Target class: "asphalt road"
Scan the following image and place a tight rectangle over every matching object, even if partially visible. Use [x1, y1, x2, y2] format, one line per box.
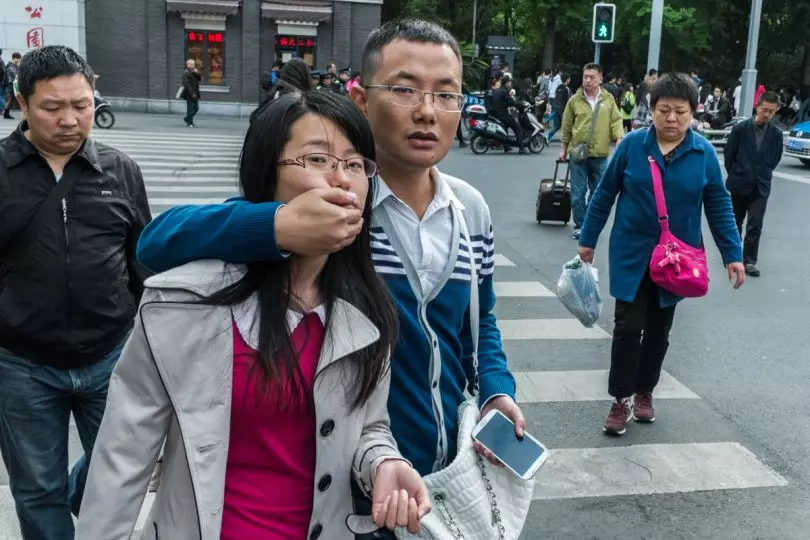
[1, 111, 809, 539]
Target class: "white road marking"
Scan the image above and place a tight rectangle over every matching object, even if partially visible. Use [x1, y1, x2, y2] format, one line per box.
[773, 171, 810, 185]
[533, 442, 788, 500]
[494, 281, 555, 297]
[493, 254, 516, 267]
[514, 370, 700, 403]
[498, 319, 611, 340]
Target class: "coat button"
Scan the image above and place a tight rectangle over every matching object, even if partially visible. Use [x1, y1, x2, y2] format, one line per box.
[320, 419, 335, 437]
[317, 474, 332, 492]
[310, 524, 323, 539]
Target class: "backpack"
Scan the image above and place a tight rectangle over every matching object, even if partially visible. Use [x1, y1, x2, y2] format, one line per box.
[621, 94, 634, 114]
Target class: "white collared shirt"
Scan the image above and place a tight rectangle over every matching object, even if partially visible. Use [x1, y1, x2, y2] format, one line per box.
[373, 170, 464, 296]
[232, 293, 326, 349]
[585, 88, 602, 110]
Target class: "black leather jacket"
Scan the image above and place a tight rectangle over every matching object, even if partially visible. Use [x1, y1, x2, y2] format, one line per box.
[0, 122, 152, 368]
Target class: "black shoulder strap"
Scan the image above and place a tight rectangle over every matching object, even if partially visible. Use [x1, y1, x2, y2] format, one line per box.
[0, 168, 82, 280]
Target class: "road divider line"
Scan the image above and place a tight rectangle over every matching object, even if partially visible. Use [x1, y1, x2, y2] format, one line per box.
[533, 442, 788, 500]
[498, 319, 610, 340]
[773, 171, 810, 185]
[494, 281, 555, 297]
[514, 369, 699, 403]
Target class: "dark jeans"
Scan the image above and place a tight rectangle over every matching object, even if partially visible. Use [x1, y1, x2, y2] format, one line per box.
[609, 274, 677, 399]
[0, 339, 126, 540]
[184, 99, 199, 125]
[731, 191, 768, 265]
[494, 112, 525, 150]
[570, 157, 608, 229]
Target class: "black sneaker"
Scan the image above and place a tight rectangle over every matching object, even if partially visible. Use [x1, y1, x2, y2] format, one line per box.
[745, 263, 760, 277]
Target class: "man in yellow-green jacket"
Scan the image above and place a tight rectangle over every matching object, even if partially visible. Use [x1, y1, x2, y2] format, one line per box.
[560, 63, 624, 239]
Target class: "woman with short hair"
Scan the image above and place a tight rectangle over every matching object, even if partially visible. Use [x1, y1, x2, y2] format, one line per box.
[578, 73, 745, 437]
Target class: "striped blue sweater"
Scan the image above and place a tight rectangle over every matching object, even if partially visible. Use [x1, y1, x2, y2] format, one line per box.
[136, 171, 516, 476]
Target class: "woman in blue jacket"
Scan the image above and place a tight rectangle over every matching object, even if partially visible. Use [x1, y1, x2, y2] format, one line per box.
[577, 73, 746, 436]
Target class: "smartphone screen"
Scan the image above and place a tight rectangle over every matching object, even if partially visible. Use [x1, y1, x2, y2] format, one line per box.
[473, 411, 547, 478]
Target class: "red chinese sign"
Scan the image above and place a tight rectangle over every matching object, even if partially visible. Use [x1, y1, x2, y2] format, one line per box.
[27, 27, 44, 48]
[25, 5, 44, 18]
[274, 35, 315, 48]
[187, 32, 223, 43]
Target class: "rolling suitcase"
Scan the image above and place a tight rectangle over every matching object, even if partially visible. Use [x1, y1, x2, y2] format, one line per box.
[535, 159, 571, 224]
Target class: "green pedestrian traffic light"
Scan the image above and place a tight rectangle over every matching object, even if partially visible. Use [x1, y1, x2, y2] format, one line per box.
[592, 3, 616, 44]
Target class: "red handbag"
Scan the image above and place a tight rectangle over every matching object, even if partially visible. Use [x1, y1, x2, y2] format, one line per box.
[647, 156, 709, 298]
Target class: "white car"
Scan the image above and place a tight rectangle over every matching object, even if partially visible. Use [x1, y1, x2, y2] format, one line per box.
[784, 120, 810, 168]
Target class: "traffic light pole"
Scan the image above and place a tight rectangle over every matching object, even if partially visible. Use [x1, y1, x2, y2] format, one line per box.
[646, 0, 664, 73]
[594, 43, 601, 65]
[738, 0, 763, 119]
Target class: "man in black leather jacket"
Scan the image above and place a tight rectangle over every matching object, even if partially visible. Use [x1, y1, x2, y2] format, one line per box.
[0, 46, 151, 537]
[489, 77, 528, 153]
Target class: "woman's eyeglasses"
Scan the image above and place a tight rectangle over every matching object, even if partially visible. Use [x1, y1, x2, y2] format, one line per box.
[279, 153, 378, 178]
[364, 85, 465, 112]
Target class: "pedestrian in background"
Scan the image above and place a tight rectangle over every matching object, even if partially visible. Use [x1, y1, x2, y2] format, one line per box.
[724, 91, 783, 277]
[3, 52, 21, 119]
[547, 72, 571, 142]
[181, 58, 201, 127]
[577, 73, 745, 436]
[0, 45, 151, 539]
[560, 63, 624, 240]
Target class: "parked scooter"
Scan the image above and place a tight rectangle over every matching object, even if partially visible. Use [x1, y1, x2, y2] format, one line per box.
[94, 90, 115, 129]
[468, 101, 546, 154]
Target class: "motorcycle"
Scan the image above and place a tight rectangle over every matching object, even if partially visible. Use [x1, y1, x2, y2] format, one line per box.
[94, 90, 115, 129]
[468, 101, 546, 154]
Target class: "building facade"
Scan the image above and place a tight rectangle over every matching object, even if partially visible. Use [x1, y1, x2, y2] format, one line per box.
[0, 0, 87, 59]
[85, 0, 382, 116]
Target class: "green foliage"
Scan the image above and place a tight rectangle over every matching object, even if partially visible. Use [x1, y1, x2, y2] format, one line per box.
[386, 0, 809, 89]
[458, 41, 491, 92]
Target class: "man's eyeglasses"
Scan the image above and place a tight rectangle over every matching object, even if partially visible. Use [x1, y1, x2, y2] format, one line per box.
[279, 153, 378, 178]
[364, 85, 465, 112]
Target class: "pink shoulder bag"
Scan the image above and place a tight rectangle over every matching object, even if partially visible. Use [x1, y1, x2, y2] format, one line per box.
[648, 156, 709, 298]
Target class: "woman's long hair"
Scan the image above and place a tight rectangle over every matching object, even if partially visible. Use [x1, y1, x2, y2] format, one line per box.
[213, 91, 398, 410]
[274, 58, 312, 96]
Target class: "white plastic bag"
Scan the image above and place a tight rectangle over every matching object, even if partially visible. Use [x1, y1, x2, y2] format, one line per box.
[556, 256, 603, 327]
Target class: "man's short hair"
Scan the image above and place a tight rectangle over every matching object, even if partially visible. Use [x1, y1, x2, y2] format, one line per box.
[583, 63, 602, 74]
[758, 91, 779, 106]
[17, 45, 94, 102]
[561, 72, 571, 83]
[360, 18, 461, 85]
[648, 68, 658, 77]
[650, 73, 699, 111]
[12, 52, 22, 60]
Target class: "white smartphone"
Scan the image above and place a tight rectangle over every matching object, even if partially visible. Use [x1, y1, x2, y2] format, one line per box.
[471, 409, 549, 480]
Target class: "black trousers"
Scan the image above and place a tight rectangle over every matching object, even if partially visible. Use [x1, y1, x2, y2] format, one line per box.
[184, 99, 199, 125]
[493, 112, 525, 150]
[731, 191, 769, 265]
[609, 273, 677, 399]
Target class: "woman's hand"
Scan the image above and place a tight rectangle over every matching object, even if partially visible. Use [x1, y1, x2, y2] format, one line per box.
[727, 262, 746, 289]
[372, 460, 431, 534]
[578, 246, 594, 263]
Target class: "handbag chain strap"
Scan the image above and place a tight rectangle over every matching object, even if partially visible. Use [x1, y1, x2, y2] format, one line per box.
[457, 208, 506, 540]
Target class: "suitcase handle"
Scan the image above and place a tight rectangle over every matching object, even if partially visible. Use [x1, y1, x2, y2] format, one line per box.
[553, 159, 571, 184]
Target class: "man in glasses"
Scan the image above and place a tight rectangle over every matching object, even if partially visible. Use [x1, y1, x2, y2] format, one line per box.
[136, 19, 520, 537]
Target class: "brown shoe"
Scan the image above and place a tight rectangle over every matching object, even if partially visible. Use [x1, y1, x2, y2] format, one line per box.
[633, 392, 656, 423]
[603, 399, 632, 435]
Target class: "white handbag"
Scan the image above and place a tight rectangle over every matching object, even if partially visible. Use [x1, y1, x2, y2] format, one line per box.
[396, 208, 535, 540]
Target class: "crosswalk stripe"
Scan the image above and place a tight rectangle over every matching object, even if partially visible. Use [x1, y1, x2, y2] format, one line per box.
[494, 281, 554, 297]
[147, 187, 239, 195]
[493, 254, 516, 267]
[149, 198, 226, 206]
[498, 319, 611, 340]
[773, 171, 810, 185]
[533, 442, 788, 500]
[514, 370, 700, 403]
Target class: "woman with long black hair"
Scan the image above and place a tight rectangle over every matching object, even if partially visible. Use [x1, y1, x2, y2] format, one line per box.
[76, 91, 430, 540]
[250, 58, 313, 123]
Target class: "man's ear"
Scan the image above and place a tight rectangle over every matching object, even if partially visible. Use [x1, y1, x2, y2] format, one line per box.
[16, 94, 27, 117]
[350, 85, 369, 117]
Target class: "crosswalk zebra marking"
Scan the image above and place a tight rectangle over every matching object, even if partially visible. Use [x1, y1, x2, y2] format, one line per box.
[514, 370, 700, 403]
[532, 442, 788, 500]
[498, 318, 611, 340]
[493, 254, 516, 267]
[494, 281, 555, 297]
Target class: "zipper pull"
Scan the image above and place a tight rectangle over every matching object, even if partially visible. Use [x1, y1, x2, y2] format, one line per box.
[62, 198, 67, 223]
